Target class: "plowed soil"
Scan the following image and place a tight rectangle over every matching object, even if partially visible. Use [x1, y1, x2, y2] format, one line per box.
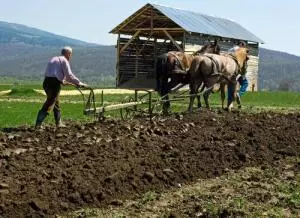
[0, 110, 299, 217]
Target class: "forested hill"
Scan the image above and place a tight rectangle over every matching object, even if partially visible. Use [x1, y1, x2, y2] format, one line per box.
[259, 48, 300, 91]
[0, 44, 116, 85]
[0, 21, 300, 91]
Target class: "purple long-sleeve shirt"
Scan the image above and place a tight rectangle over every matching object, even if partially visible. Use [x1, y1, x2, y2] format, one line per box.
[44, 56, 81, 85]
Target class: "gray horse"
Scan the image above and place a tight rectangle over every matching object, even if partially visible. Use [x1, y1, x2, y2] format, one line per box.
[188, 47, 249, 112]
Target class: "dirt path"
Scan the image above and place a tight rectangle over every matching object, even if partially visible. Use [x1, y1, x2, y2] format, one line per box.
[0, 90, 11, 96]
[0, 111, 299, 217]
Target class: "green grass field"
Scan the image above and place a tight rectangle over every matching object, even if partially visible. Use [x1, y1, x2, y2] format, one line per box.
[0, 84, 299, 128]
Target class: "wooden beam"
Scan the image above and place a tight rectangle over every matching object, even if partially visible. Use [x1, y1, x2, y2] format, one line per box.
[163, 30, 183, 52]
[136, 28, 183, 31]
[84, 100, 148, 115]
[137, 32, 153, 55]
[135, 19, 149, 29]
[118, 6, 150, 32]
[120, 30, 141, 54]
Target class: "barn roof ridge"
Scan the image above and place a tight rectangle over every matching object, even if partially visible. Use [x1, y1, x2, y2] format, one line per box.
[110, 3, 264, 44]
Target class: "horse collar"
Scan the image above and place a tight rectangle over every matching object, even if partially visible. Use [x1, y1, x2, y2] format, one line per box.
[168, 52, 185, 71]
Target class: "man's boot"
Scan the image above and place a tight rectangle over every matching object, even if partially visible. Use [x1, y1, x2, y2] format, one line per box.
[35, 110, 48, 129]
[56, 119, 66, 128]
[54, 110, 66, 128]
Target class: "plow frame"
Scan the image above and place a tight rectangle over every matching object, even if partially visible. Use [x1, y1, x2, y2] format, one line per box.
[76, 85, 199, 121]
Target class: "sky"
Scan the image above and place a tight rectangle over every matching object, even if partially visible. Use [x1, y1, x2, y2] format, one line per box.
[0, 0, 299, 56]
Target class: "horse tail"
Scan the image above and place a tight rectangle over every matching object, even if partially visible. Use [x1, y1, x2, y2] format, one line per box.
[188, 56, 206, 93]
[156, 53, 168, 95]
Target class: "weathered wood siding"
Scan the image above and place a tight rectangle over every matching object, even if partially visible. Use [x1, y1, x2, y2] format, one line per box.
[117, 36, 181, 89]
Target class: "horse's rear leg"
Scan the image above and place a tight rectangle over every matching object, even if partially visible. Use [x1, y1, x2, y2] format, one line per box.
[220, 83, 226, 110]
[196, 83, 205, 109]
[188, 83, 197, 112]
[203, 86, 214, 109]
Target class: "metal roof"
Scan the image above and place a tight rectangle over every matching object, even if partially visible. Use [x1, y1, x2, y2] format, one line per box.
[152, 4, 264, 43]
[110, 3, 264, 44]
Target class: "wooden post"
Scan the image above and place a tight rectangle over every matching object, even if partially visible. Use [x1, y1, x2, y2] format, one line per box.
[98, 90, 105, 121]
[116, 34, 120, 86]
[183, 32, 186, 52]
[149, 91, 152, 122]
[134, 90, 138, 111]
[154, 37, 157, 78]
[135, 37, 139, 78]
[151, 8, 154, 30]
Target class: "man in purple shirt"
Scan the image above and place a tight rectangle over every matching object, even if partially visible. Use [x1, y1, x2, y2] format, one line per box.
[35, 46, 88, 128]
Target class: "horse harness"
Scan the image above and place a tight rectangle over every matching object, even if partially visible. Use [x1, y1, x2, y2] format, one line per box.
[204, 54, 241, 84]
[203, 55, 220, 77]
[168, 52, 188, 74]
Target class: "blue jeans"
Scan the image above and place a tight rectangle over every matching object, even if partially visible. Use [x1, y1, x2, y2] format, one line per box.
[227, 76, 249, 102]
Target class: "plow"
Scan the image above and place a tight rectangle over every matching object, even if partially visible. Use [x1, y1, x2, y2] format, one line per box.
[76, 85, 194, 121]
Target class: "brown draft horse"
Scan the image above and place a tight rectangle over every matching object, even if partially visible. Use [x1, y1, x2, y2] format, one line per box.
[188, 47, 249, 112]
[155, 42, 220, 114]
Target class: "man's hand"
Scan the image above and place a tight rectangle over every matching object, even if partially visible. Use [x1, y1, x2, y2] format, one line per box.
[77, 82, 89, 88]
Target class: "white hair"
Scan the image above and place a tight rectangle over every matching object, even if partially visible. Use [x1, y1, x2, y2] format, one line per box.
[61, 46, 73, 55]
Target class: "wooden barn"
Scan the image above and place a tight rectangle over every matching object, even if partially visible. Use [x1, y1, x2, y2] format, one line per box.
[110, 3, 264, 91]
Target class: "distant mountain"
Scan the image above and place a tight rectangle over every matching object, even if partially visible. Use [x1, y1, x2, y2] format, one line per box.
[0, 21, 300, 91]
[0, 21, 115, 85]
[0, 21, 94, 47]
[259, 48, 300, 91]
[0, 44, 116, 85]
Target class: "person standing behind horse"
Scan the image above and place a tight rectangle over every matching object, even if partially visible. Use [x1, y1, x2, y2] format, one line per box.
[227, 41, 249, 108]
[35, 46, 89, 128]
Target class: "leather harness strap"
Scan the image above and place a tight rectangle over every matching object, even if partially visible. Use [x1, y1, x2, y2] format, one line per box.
[204, 55, 220, 77]
[204, 54, 238, 84]
[168, 52, 187, 73]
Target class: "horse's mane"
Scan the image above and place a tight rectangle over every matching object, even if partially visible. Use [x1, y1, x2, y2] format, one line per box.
[193, 44, 209, 55]
[193, 43, 220, 55]
[232, 47, 249, 71]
